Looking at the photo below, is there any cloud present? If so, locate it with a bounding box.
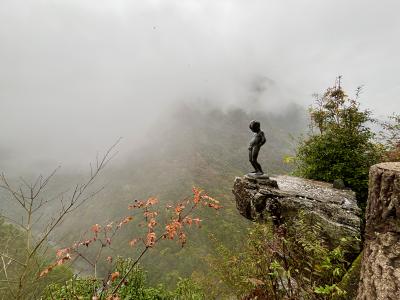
[0,0,399,170]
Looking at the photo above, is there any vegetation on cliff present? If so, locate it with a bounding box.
[201,214,353,299]
[294,78,382,206]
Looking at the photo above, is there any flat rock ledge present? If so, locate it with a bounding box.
[233,175,362,254]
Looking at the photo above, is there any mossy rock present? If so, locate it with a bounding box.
[333,252,362,300]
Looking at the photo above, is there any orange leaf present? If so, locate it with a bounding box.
[207,203,223,210]
[192,187,202,204]
[146,232,156,247]
[117,216,133,228]
[183,217,193,226]
[175,204,185,215]
[147,218,157,229]
[105,222,113,231]
[129,239,138,247]
[56,253,71,266]
[193,218,202,226]
[202,194,219,203]
[128,200,145,209]
[39,266,52,277]
[146,197,158,206]
[91,224,101,233]
[56,248,69,258]
[80,239,92,247]
[179,232,187,247]
[110,271,120,282]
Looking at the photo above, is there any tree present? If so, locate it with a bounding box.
[294,78,381,206]
[38,187,221,299]
[0,141,118,299]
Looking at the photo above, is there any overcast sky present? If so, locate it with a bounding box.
[1,0,399,171]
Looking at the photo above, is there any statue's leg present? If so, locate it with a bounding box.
[249,149,258,172]
[252,147,263,174]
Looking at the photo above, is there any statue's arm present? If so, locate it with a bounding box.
[249,134,261,149]
[260,132,266,146]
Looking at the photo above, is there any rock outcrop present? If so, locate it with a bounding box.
[233,174,361,253]
[357,162,400,300]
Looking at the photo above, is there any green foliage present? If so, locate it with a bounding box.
[380,113,400,161]
[0,218,73,300]
[294,80,382,205]
[201,213,352,299]
[333,252,362,300]
[42,258,205,299]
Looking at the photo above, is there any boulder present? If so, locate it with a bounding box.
[232,175,361,254]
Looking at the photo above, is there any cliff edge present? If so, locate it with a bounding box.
[232,174,361,254]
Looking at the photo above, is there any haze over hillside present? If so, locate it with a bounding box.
[1,0,400,175]
[0,102,307,285]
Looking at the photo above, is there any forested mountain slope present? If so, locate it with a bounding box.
[0,103,307,286]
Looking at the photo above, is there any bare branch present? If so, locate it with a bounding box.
[0,253,26,267]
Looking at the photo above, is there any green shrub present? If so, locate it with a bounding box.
[201,213,352,299]
[294,79,381,206]
[42,258,205,300]
[380,113,400,162]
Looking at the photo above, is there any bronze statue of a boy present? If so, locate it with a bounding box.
[248,120,266,175]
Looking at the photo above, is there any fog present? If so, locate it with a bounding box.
[1,0,399,172]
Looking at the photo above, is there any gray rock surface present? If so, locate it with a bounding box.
[233,175,361,253]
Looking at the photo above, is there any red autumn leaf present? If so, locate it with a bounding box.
[183,217,193,226]
[192,218,202,226]
[39,266,52,277]
[56,253,71,266]
[175,204,185,215]
[147,218,157,229]
[128,200,145,209]
[144,210,158,218]
[110,271,120,282]
[91,224,101,234]
[81,239,92,247]
[179,232,187,247]
[165,220,182,239]
[146,232,156,247]
[117,216,133,228]
[192,187,202,204]
[105,222,113,231]
[129,238,138,247]
[56,248,69,258]
[207,203,223,210]
[202,194,219,203]
[146,197,158,207]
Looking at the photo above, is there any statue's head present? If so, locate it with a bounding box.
[249,120,260,132]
